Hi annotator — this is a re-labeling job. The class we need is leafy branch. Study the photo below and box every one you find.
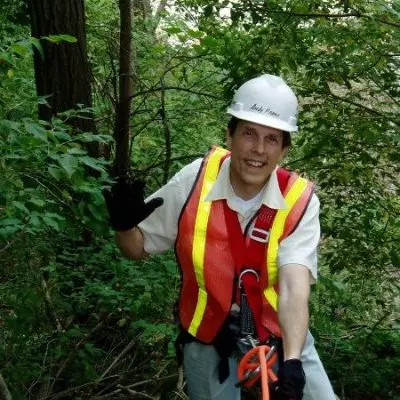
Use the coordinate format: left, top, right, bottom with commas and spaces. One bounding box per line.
130, 85, 223, 100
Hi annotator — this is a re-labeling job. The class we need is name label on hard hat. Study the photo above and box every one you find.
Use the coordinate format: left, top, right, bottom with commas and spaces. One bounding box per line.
249, 103, 280, 118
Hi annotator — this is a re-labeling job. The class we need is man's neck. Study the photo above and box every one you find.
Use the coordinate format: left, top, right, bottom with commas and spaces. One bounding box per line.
229, 174, 270, 201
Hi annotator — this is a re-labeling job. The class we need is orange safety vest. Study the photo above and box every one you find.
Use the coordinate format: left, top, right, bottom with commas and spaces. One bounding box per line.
175, 146, 314, 343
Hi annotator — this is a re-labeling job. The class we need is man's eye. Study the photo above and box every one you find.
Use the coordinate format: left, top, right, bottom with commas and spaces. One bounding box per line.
244, 130, 253, 136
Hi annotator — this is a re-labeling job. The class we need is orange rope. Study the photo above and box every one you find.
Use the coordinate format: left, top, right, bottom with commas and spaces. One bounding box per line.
237, 345, 278, 400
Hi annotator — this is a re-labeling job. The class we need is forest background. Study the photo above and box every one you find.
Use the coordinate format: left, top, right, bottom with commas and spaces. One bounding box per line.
1, 0, 399, 399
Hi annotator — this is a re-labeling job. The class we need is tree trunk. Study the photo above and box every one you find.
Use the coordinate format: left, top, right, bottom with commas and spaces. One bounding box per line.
28, 0, 98, 157
113, 0, 132, 177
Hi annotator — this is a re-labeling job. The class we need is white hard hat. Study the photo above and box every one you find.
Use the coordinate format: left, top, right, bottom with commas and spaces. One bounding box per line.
227, 74, 298, 133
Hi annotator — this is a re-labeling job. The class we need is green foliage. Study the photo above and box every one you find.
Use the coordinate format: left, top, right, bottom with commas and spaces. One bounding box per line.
1, 0, 399, 398
1, 238, 180, 398
0, 41, 115, 397
311, 277, 400, 399
0, 115, 112, 238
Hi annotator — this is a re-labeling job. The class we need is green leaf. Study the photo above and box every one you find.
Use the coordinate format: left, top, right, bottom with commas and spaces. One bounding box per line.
30, 37, 44, 58
0, 52, 14, 66
37, 95, 51, 105
78, 133, 113, 143
58, 155, 79, 177
52, 130, 71, 141
43, 34, 78, 44
0, 120, 21, 132
390, 249, 400, 268
10, 41, 31, 56
24, 121, 48, 142
0, 226, 20, 237
29, 214, 41, 227
0, 218, 22, 226
12, 201, 28, 213
80, 156, 105, 172
87, 203, 103, 221
42, 216, 60, 231
4, 154, 28, 160
68, 148, 87, 156
29, 198, 45, 207
201, 36, 218, 49
188, 29, 203, 39
48, 166, 62, 181
165, 26, 181, 34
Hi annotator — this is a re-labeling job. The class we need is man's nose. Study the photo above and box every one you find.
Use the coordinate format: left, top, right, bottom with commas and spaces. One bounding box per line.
253, 137, 266, 154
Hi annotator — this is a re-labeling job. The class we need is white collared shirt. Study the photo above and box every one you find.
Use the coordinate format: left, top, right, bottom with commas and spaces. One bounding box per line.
139, 156, 320, 280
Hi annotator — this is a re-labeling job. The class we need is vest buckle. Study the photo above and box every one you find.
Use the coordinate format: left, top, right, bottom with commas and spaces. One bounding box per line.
249, 227, 270, 243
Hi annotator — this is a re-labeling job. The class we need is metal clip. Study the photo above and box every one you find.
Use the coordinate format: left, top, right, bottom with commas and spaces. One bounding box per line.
238, 269, 259, 288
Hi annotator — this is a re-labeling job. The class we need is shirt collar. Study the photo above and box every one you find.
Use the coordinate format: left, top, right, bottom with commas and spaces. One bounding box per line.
205, 157, 287, 210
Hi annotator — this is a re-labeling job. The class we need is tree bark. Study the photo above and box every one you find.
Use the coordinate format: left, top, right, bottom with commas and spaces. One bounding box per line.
113, 0, 132, 177
28, 0, 98, 156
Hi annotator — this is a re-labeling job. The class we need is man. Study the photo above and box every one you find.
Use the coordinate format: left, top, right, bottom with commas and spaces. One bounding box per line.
105, 74, 336, 400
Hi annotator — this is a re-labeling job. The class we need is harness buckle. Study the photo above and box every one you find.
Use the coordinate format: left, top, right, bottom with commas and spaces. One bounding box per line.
249, 227, 270, 243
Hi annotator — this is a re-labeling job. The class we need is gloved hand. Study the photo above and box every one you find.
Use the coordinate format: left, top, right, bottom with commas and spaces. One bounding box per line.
276, 359, 305, 400
104, 177, 163, 231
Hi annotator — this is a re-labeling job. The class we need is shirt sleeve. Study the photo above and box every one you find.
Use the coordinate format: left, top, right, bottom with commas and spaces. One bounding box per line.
138, 158, 203, 254
277, 193, 320, 282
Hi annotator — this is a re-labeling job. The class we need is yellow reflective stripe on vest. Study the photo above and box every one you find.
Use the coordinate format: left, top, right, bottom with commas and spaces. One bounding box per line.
188, 147, 229, 336
264, 176, 309, 311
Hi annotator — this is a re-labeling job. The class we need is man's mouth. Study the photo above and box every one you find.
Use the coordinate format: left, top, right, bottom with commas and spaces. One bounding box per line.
244, 159, 266, 168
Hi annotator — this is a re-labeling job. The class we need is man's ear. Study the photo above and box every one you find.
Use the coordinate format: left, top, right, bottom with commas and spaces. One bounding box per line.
225, 129, 232, 150
279, 146, 289, 162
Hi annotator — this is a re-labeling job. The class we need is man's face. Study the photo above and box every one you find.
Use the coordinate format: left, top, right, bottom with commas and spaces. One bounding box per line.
226, 120, 288, 200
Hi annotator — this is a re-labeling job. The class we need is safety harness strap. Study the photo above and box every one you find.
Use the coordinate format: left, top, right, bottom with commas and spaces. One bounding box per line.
223, 203, 276, 342
223, 168, 291, 342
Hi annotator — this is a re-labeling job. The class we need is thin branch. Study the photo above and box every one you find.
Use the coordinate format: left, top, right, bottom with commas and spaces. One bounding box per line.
174, 366, 188, 399
20, 173, 70, 207
117, 385, 158, 400
45, 317, 110, 397
41, 277, 63, 333
266, 9, 400, 28
374, 17, 400, 29
0, 374, 12, 400
267, 10, 361, 18
142, 153, 204, 173
0, 238, 17, 253
129, 111, 160, 161
367, 73, 400, 108
45, 382, 96, 400
98, 338, 136, 382
130, 86, 223, 101
160, 77, 171, 184
128, 373, 178, 389
108, 47, 119, 106
327, 89, 400, 125
130, 54, 211, 118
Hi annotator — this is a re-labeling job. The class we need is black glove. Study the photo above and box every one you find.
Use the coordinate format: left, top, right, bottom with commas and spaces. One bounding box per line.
276, 359, 305, 400
104, 177, 163, 231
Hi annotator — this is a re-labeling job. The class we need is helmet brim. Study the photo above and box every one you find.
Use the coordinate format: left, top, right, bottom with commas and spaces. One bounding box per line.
227, 108, 298, 133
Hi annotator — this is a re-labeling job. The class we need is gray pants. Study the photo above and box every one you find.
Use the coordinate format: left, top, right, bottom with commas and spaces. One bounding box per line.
183, 332, 336, 400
